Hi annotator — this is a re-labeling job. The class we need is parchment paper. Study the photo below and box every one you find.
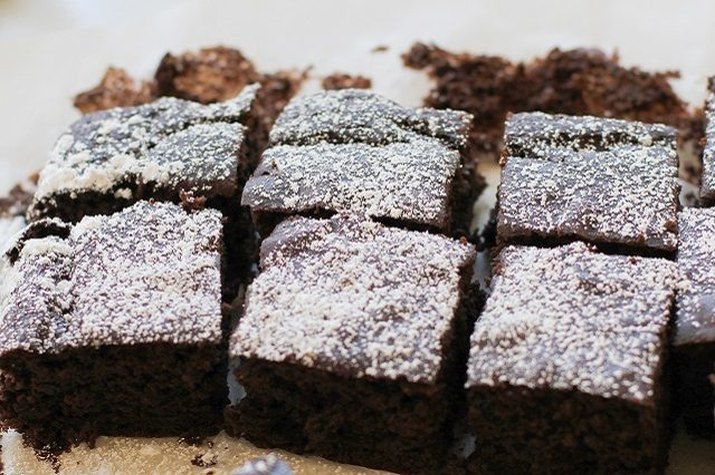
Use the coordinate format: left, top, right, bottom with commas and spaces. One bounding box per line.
1, 0, 714, 473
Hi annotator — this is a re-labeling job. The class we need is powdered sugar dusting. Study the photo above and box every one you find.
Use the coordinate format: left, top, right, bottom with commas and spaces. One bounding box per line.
701, 80, 715, 202
242, 89, 471, 230
675, 208, 715, 346
498, 146, 679, 251
466, 242, 677, 404
504, 111, 676, 159
30, 84, 258, 218
269, 88, 472, 150
231, 214, 475, 384
0, 201, 224, 354
242, 139, 460, 228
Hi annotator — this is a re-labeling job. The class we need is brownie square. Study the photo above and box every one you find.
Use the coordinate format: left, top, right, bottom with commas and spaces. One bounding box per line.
701, 78, 715, 205
503, 111, 677, 159
466, 242, 678, 474
241, 89, 482, 237
226, 215, 477, 473
674, 208, 715, 437
497, 146, 680, 256
0, 201, 226, 451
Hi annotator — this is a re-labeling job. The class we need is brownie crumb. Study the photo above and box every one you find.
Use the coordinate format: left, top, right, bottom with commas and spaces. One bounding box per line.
179, 189, 208, 211
191, 452, 218, 468
321, 73, 372, 90
371, 45, 389, 53
0, 173, 38, 218
155, 46, 261, 104
403, 42, 693, 160
74, 67, 157, 114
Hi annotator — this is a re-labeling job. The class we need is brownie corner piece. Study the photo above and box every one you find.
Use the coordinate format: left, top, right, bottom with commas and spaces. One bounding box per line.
226, 214, 477, 473
674, 207, 715, 437
465, 242, 677, 473
241, 89, 481, 237
0, 201, 227, 450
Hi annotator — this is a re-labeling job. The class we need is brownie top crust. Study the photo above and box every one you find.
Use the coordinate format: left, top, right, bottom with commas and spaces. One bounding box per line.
30, 84, 259, 218
466, 242, 677, 404
0, 201, 223, 355
504, 112, 676, 158
231, 214, 475, 384
675, 208, 715, 346
701, 78, 715, 202
498, 146, 679, 252
242, 89, 472, 229
268, 88, 472, 150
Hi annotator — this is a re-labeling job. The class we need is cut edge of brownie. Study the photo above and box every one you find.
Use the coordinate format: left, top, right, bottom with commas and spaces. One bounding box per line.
0, 342, 227, 453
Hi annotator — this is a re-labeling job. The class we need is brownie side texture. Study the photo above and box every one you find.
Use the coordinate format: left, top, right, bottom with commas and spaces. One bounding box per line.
74, 67, 157, 114
701, 78, 715, 205
241, 89, 482, 238
466, 242, 678, 474
0, 201, 226, 452
497, 146, 680, 256
227, 215, 477, 473
674, 208, 715, 437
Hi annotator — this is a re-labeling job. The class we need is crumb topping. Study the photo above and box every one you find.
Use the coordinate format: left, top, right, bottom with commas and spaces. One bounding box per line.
231, 214, 475, 384
31, 84, 258, 216
675, 208, 715, 345
498, 146, 679, 251
467, 242, 677, 404
0, 201, 223, 354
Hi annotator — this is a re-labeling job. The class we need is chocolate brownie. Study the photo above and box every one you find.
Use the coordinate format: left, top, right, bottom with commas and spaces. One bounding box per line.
403, 43, 692, 158
701, 78, 715, 205
321, 73, 372, 90
241, 89, 482, 237
74, 67, 157, 114
497, 145, 680, 256
466, 242, 678, 474
0, 201, 226, 452
503, 111, 677, 160
231, 455, 293, 475
30, 85, 258, 222
226, 215, 477, 473
674, 208, 715, 437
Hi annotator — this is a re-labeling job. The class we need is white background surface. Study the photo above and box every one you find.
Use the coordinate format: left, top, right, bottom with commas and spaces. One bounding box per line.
1, 1, 714, 473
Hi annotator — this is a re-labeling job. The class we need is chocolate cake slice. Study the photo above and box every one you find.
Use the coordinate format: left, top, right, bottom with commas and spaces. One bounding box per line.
241, 89, 482, 237
0, 201, 226, 452
466, 242, 678, 474
497, 145, 680, 256
674, 208, 715, 437
226, 214, 477, 473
